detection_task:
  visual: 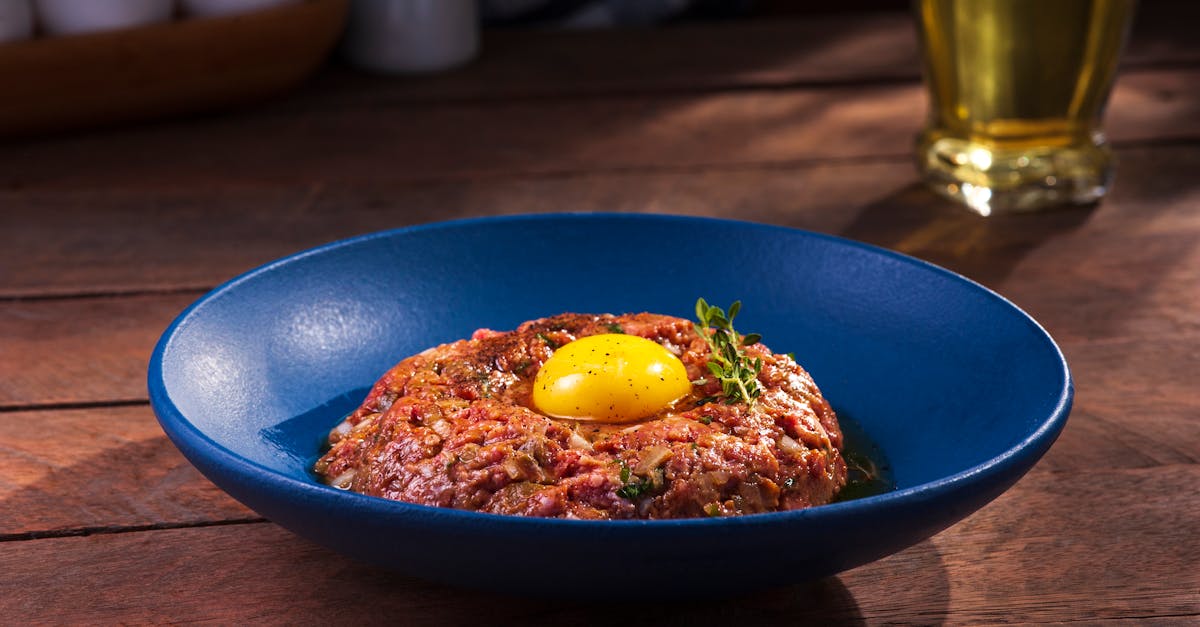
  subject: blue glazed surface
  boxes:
[148,213,1072,597]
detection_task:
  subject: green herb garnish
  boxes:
[536,332,560,349]
[692,298,763,406]
[616,463,655,500]
[605,322,624,334]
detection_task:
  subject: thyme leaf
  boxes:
[692,298,764,407]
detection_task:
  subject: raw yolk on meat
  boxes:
[533,334,692,423]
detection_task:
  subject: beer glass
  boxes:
[914,0,1137,215]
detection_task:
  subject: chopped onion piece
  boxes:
[354,412,380,429]
[330,469,355,489]
[634,445,673,474]
[568,431,594,451]
[431,419,453,438]
[778,434,804,457]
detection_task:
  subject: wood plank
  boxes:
[4,5,1192,121]
[838,148,1200,345]
[2,151,1199,413]
[0,6,1194,143]
[1,334,1195,536]
[0,293,199,407]
[0,464,1194,624]
[901,464,1200,624]
[1043,336,1200,474]
[0,66,1197,193]
[0,186,318,298]
[0,81,923,189]
[392,13,928,99]
[2,10,1196,623]
[0,405,254,538]
[442,6,1190,100]
[1033,336,1200,474]
[4,141,1200,300]
[2,159,920,298]
[355,3,1200,102]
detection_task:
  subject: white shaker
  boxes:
[180,0,300,19]
[0,0,33,42]
[342,0,479,74]
[36,0,174,36]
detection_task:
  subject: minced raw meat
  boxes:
[314,313,847,519]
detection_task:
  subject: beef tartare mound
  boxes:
[314,312,847,519]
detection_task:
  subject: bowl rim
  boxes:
[148,212,1074,530]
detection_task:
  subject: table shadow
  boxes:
[836,183,1098,287]
[461,537,948,625]
[284,533,951,626]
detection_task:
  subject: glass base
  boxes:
[917,133,1113,216]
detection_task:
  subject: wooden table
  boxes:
[3,5,1198,624]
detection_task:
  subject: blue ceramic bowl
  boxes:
[149,214,1071,597]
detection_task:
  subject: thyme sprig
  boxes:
[692,298,763,406]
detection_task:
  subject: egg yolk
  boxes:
[532,334,692,423]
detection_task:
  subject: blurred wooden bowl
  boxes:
[0,0,347,136]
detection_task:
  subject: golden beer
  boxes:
[915,0,1136,214]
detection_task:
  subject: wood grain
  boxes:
[0,293,199,407]
[4,142,1200,301]
[0,334,1194,536]
[0,5,1194,142]
[0,67,1197,193]
[0,80,924,189]
[0,160,919,298]
[0,283,1192,411]
[384,4,1192,102]
[0,405,254,538]
[906,464,1200,624]
[2,148,1198,415]
[0,464,1194,624]
[0,0,1192,139]
[1,8,1198,624]
[1043,337,1200,472]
